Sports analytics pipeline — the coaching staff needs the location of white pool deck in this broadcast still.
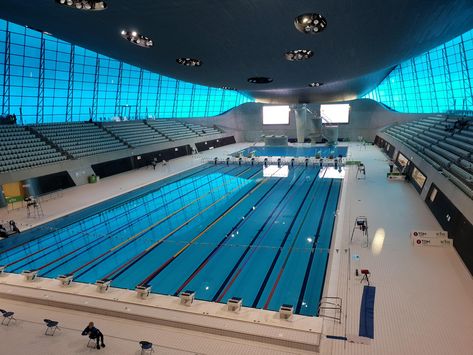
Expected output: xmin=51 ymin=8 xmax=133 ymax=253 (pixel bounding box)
xmin=0 ymin=142 xmax=472 ymax=355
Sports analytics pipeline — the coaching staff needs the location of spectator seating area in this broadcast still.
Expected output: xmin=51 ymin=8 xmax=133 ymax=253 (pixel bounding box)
xmin=146 ymin=120 xmax=202 ymax=141
xmin=384 ymin=115 xmax=473 ymax=197
xmin=0 ymin=120 xmax=224 ymax=173
xmin=32 ymin=122 xmax=127 ymax=159
xmin=182 ymin=122 xmax=223 ymax=137
xmin=0 ymin=125 xmax=66 ymax=173
xmin=102 ymin=121 xmax=169 ymax=148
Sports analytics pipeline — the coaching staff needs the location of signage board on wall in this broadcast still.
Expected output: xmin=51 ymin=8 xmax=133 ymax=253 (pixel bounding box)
xmin=410 ymin=230 xmax=451 ymax=247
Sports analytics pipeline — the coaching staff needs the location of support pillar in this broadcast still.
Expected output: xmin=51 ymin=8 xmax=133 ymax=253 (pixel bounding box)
xmin=294 ymin=105 xmax=307 ymax=143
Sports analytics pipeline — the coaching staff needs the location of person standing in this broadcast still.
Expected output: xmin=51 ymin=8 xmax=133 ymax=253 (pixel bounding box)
xmin=82 ymin=322 xmax=106 ymax=349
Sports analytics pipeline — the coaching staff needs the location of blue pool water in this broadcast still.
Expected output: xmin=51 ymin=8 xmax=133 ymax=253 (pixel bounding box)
xmin=236 ymin=146 xmax=348 ymax=158
xmin=0 ymin=164 xmax=341 ymax=316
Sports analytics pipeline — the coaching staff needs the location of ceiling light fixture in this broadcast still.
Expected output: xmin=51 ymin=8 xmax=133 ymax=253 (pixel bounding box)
xmin=221 ymin=86 xmax=236 ymax=90
xmin=176 ymin=58 xmax=202 ymax=67
xmin=294 ymin=13 xmax=327 ymax=34
xmin=56 ymin=0 xmax=107 ymax=11
xmin=247 ymin=77 xmax=273 ymax=84
xmin=285 ymin=49 xmax=313 ymax=61
xmin=308 ymin=82 xmax=323 ymax=87
xmin=121 ymin=30 xmax=154 ymax=48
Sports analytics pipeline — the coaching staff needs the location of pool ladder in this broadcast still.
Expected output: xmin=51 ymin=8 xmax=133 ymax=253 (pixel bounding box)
xmin=317 ymin=296 xmax=342 ymax=323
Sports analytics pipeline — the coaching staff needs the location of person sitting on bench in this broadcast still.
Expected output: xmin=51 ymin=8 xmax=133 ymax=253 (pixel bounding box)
xmin=82 ymin=322 xmax=106 ymax=349
xmin=9 ymin=220 xmax=20 ymax=234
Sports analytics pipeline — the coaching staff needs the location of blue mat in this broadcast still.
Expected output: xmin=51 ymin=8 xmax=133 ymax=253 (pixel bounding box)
xmin=359 ymin=286 xmax=376 ymax=339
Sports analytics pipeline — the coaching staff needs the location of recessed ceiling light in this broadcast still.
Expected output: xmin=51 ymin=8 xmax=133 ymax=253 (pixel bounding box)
xmin=247 ymin=77 xmax=273 ymax=84
xmin=285 ymin=49 xmax=313 ymax=61
xmin=55 ymin=0 xmax=107 ymax=11
xmin=221 ymin=86 xmax=236 ymax=90
xmin=309 ymin=82 xmax=323 ymax=87
xmin=294 ymin=13 xmax=327 ymax=34
xmin=176 ymin=58 xmax=202 ymax=67
xmin=121 ymin=30 xmax=153 ymax=48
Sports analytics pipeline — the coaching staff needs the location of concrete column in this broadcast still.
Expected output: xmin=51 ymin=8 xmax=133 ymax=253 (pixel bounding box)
xmin=294 ymin=105 xmax=307 ymax=143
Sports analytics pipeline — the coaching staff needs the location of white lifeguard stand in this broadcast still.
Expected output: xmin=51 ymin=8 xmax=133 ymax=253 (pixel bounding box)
xmin=351 ymin=216 xmax=369 ymax=247
xmin=25 ymin=197 xmax=44 ymax=218
xmin=356 ymin=163 xmax=366 ymax=180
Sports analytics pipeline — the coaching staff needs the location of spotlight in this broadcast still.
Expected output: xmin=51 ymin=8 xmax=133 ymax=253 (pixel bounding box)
xmin=294 ymin=13 xmax=327 ymax=34
xmin=176 ymin=58 xmax=202 ymax=67
xmin=285 ymin=49 xmax=313 ymax=61
xmin=55 ymin=0 xmax=108 ymax=11
xmin=308 ymin=82 xmax=323 ymax=87
xmin=121 ymin=30 xmax=154 ymax=48
xmin=247 ymin=77 xmax=273 ymax=84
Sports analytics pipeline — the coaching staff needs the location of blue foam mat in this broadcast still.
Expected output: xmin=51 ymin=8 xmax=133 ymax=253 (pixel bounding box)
xmin=359 ymin=285 xmax=376 ymax=339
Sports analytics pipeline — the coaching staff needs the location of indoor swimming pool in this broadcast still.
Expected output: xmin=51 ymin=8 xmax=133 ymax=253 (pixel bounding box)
xmin=236 ymin=145 xmax=348 ymax=158
xmin=0 ymin=163 xmax=342 ymax=316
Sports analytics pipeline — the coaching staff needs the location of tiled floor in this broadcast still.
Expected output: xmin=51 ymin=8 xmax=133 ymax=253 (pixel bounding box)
xmin=0 ymin=142 xmax=472 ymax=355
xmin=322 ymin=144 xmax=473 ymax=355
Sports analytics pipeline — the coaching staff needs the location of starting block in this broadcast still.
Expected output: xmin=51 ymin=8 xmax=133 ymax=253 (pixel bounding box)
xmin=180 ymin=290 xmax=196 ymax=306
xmin=57 ymin=274 xmax=73 ymax=286
xmin=227 ymin=297 xmax=242 ymax=312
xmin=136 ymin=285 xmax=151 ymax=299
xmin=279 ymin=304 xmax=294 ymax=320
xmin=96 ymin=279 xmax=111 ymax=292
xmin=22 ymin=270 xmax=38 ymax=281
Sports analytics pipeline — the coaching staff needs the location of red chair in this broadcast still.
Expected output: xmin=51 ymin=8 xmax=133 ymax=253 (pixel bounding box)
xmin=360 ymin=269 xmax=370 ymax=286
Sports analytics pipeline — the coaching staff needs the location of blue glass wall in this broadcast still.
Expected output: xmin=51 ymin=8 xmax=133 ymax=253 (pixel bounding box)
xmin=363 ymin=29 xmax=473 ymax=113
xmin=0 ymin=19 xmax=253 ymax=123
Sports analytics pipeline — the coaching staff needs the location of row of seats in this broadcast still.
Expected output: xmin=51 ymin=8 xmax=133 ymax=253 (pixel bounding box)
xmin=384 ymin=115 xmax=473 ymax=197
xmin=182 ymin=122 xmax=222 ymax=136
xmin=0 ymin=119 xmax=225 ymax=173
xmin=146 ymin=119 xmax=203 ymax=141
xmin=102 ymin=121 xmax=169 ymax=148
xmin=0 ymin=125 xmax=67 ymax=173
xmin=32 ymin=122 xmax=128 ymax=158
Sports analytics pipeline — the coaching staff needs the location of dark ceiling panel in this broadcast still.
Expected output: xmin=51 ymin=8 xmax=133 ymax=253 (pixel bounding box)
xmin=1 ymin=0 xmax=472 ymax=103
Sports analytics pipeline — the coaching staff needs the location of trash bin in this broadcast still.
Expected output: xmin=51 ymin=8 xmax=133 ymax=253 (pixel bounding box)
xmin=88 ymin=175 xmax=97 ymax=184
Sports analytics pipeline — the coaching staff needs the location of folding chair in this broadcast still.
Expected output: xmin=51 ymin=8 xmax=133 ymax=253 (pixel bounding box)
xmin=87 ymin=335 xmax=98 ymax=348
xmin=139 ymin=340 xmax=155 ymax=354
xmin=43 ymin=319 xmax=60 ymax=336
xmin=0 ymin=309 xmax=16 ymax=326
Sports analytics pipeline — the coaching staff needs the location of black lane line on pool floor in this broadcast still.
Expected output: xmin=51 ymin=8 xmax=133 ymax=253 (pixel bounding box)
xmin=31 ymin=167 xmax=245 ymax=277
xmin=4 ymin=166 xmax=234 ymax=272
xmin=252 ymin=168 xmax=326 ymax=308
xmin=212 ymin=167 xmax=308 ymax=303
xmin=295 ymin=179 xmax=334 ymax=314
xmin=97 ymin=167 xmax=260 ymax=283
xmin=0 ymin=163 xmax=220 ymax=256
xmin=134 ymin=165 xmax=278 ymax=288
xmin=67 ymin=166 xmax=255 ymax=280
xmin=172 ymin=168 xmax=289 ymax=296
